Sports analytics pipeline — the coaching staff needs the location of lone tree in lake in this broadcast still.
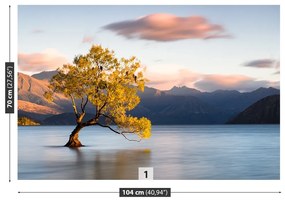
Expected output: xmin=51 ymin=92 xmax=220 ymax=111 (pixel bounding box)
xmin=45 ymin=45 xmax=151 ymax=147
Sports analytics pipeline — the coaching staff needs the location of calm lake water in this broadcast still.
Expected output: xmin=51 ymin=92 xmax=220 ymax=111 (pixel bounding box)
xmin=18 ymin=125 xmax=279 ymax=180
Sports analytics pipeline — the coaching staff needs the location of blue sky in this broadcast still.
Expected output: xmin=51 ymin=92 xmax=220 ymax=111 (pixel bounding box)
xmin=18 ymin=5 xmax=280 ymax=91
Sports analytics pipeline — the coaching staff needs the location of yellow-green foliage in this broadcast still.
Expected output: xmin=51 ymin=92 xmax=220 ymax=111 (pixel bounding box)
xmin=18 ymin=117 xmax=40 ymax=126
xmin=45 ymin=45 xmax=151 ymax=139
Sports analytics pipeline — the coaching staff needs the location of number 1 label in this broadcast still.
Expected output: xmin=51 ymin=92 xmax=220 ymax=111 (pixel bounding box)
xmin=139 ymin=167 xmax=153 ymax=180
xmin=144 ymin=170 xmax=148 ymax=178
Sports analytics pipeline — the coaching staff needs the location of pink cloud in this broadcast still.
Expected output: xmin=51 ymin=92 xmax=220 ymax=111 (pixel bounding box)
xmin=146 ymin=68 xmax=278 ymax=92
xmin=18 ymin=49 xmax=69 ymax=72
xmin=194 ymin=74 xmax=277 ymax=92
xmin=244 ymin=59 xmax=278 ymax=68
xmin=82 ymin=35 xmax=94 ymax=43
xmin=104 ymin=13 xmax=231 ymax=42
xmin=146 ymin=69 xmax=200 ymax=90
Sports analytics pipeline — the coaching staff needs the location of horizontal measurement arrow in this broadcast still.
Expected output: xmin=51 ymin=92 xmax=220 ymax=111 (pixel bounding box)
xmin=19 ymin=191 xmax=118 ymax=194
xmin=19 ymin=191 xmax=281 ymax=194
xmin=172 ymin=191 xmax=281 ymax=194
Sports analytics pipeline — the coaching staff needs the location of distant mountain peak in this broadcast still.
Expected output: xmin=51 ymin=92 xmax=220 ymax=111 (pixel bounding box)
xmin=171 ymin=85 xmax=188 ymax=89
xmin=211 ymin=89 xmax=240 ymax=94
xmin=250 ymin=87 xmax=279 ymax=95
xmin=154 ymin=90 xmax=162 ymax=96
xmin=166 ymin=85 xmax=201 ymax=96
xmin=253 ymin=87 xmax=267 ymax=92
xmin=32 ymin=70 xmax=58 ymax=81
xmin=170 ymin=85 xmax=196 ymax=90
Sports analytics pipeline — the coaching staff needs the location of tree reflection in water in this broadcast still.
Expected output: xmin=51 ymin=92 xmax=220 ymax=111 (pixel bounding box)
xmin=68 ymin=148 xmax=152 ymax=179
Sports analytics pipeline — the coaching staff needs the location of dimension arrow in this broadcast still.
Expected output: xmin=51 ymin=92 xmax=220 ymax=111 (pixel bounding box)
xmin=7 ymin=5 xmax=12 ymax=182
xmin=172 ymin=191 xmax=281 ymax=194
xmin=9 ymin=5 xmax=11 ymax=62
xmin=18 ymin=191 xmax=281 ymax=194
xmin=18 ymin=191 xmax=119 ymax=194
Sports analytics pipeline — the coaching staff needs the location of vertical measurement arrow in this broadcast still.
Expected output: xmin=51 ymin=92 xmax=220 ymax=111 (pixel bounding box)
xmin=6 ymin=5 xmax=13 ymax=182
xmin=8 ymin=4 xmax=11 ymax=183
xmin=9 ymin=5 xmax=11 ymax=62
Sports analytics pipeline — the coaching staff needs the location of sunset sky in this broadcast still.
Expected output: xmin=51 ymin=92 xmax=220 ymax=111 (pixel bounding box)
xmin=18 ymin=5 xmax=280 ymax=92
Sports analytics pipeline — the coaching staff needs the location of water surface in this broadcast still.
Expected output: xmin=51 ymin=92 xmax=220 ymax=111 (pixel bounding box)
xmin=18 ymin=125 xmax=279 ymax=180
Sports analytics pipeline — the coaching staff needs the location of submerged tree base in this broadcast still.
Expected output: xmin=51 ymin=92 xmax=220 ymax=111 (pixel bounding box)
xmin=64 ymin=140 xmax=83 ymax=147
xmin=64 ymin=131 xmax=83 ymax=147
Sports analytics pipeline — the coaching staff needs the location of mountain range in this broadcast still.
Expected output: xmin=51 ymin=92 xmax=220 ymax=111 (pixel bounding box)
xmin=18 ymin=71 xmax=280 ymax=125
xmin=228 ymin=95 xmax=280 ymax=124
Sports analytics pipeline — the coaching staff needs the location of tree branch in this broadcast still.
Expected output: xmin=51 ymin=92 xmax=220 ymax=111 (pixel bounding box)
xmin=97 ymin=123 xmax=141 ymax=142
xmin=83 ymin=96 xmax=89 ymax=111
xmin=70 ymin=94 xmax=79 ymax=118
xmin=80 ymin=96 xmax=89 ymax=113
xmin=77 ymin=112 xmax=86 ymax=124
xmin=100 ymin=113 xmax=116 ymax=124
xmin=80 ymin=97 xmax=84 ymax=112
xmin=84 ymin=117 xmax=97 ymax=126
xmin=98 ymin=101 xmax=107 ymax=114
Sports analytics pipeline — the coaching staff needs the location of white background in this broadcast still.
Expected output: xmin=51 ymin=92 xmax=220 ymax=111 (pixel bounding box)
xmin=0 ymin=0 xmax=283 ymax=201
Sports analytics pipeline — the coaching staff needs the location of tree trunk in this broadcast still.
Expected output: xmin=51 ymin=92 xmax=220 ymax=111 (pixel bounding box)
xmin=64 ymin=124 xmax=84 ymax=147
